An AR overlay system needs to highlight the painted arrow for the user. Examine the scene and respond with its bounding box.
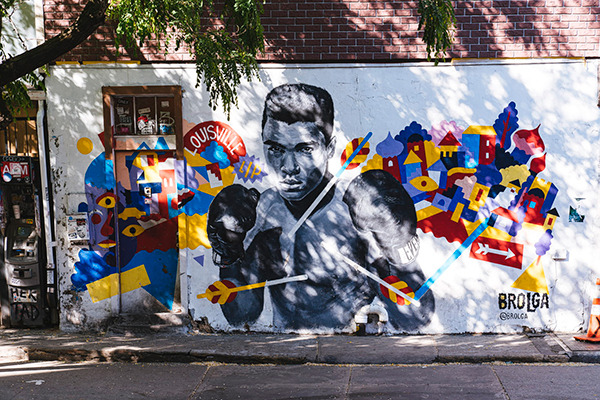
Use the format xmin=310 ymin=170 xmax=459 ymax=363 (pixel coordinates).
xmin=475 ymin=243 xmax=515 ymax=259
xmin=197 ymin=274 xmax=308 ymax=304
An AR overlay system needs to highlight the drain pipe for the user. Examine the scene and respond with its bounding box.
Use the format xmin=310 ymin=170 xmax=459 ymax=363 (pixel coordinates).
xmin=36 ymin=97 xmax=59 ymax=325
xmin=355 ymin=299 xmax=389 ymax=336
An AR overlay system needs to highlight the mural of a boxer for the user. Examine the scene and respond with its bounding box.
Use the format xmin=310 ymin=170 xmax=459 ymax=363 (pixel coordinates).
xmin=207 ymin=83 xmax=435 ymax=331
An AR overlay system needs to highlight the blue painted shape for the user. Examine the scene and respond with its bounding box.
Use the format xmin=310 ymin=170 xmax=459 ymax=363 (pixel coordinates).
xmin=394 ymin=122 xmax=432 ymax=145
xmin=432 ymin=193 xmax=451 ymax=212
xmin=405 ymin=164 xmax=422 ymax=182
xmin=193 ymin=166 xmax=209 ymax=182
xmin=122 ymin=249 xmax=179 ymax=310
xmin=194 ymin=255 xmax=205 ymax=266
xmin=71 ymin=249 xmax=117 ymax=291
xmin=200 ymin=141 xmax=230 ymax=169
xmin=541 ymin=184 xmax=558 ymax=214
xmin=414 ymin=218 xmax=490 ymax=301
xmin=428 ymin=159 xmax=448 ymax=172
xmin=167 ymin=193 xmax=180 ymax=219
xmin=138 ymin=181 xmax=162 ymax=194
xmin=460 ymin=207 xmax=478 ymax=222
xmin=85 ymin=153 xmax=114 ymax=189
xmin=182 ymin=188 xmax=214 ymax=216
xmin=105 ymin=159 xmax=115 ymax=189
xmin=474 ymin=164 xmax=502 ymax=187
xmin=449 ymin=186 xmax=465 ymax=212
xmin=155 ymin=137 xmax=170 ymax=150
xmin=136 ymin=142 xmax=151 ymax=151
xmin=493 ymin=102 xmax=519 ymax=149
xmin=461 ymin=134 xmax=479 ymax=168
xmin=78 ymin=202 xmax=88 ymax=213
xmin=510 ymin=147 xmax=530 ymax=165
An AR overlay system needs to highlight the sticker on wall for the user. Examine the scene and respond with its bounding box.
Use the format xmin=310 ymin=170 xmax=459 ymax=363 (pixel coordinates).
xmin=569 ymin=205 xmax=585 ymax=222
xmin=233 ymin=155 xmax=268 ymax=183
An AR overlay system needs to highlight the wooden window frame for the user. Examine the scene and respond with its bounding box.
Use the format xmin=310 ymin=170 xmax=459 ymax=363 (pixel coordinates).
xmin=102 ymin=86 xmax=183 ymax=160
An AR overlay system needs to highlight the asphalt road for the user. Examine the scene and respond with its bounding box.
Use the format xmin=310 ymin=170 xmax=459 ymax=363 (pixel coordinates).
xmin=1 ymin=361 xmax=599 ymax=400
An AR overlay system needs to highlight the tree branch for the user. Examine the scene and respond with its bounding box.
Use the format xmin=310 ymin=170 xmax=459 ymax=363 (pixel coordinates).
xmin=0 ymin=0 xmax=110 ymax=87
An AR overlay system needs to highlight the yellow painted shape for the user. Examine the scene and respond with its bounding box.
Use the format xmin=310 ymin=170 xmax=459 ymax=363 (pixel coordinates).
xmin=451 ymin=203 xmax=464 ymax=222
xmin=86 ymin=265 xmax=151 ymax=303
xmin=179 ymin=213 xmax=211 ymax=250
xmin=404 ymin=150 xmax=423 ymax=165
xmin=77 ymin=138 xmax=94 ymax=155
xmin=463 ymin=125 xmax=497 ymax=136
xmin=440 ymin=145 xmax=458 ymax=154
xmin=198 ymin=279 xmax=269 ymax=304
xmin=119 ymin=207 xmax=146 ymax=220
xmin=361 ymin=154 xmax=383 ymax=173
xmin=424 ymin=140 xmax=441 ymax=168
xmin=198 ymin=166 xmax=236 ymax=197
xmin=479 ymin=225 xmax=513 ymax=242
xmin=464 ymin=218 xmax=485 ymax=236
xmin=543 ymin=214 xmax=557 ymax=230
xmin=417 ymin=205 xmax=443 ymax=221
xmin=344 ymin=137 xmax=370 ymax=164
xmin=468 ymin=183 xmax=490 ymax=211
xmin=133 ymin=152 xmax=161 ymax=182
xmin=410 ymin=175 xmax=439 ymax=192
xmin=448 ymin=167 xmax=477 ymax=176
xmin=183 ymin=150 xmax=213 ymax=167
xmin=511 ymin=257 xmax=549 ymax=294
xmin=500 ymin=164 xmax=529 ymax=189
xmin=530 ymin=177 xmax=552 ymax=196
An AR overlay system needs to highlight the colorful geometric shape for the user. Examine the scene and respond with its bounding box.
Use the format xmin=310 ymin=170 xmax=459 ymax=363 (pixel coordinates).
xmin=341 ymin=137 xmax=370 ymax=170
xmin=86 ymin=265 xmax=151 ymax=303
xmin=511 ymin=256 xmax=549 ymax=294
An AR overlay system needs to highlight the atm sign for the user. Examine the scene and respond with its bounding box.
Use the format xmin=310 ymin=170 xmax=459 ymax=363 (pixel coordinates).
xmin=0 ymin=156 xmax=31 ymax=184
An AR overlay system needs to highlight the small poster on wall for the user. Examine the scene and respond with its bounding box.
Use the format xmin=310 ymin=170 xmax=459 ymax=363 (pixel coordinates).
xmin=67 ymin=215 xmax=89 ymax=242
xmin=0 ymin=156 xmax=31 ymax=184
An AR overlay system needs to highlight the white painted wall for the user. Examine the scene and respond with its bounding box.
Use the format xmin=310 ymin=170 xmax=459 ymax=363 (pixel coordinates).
xmin=46 ymin=59 xmax=600 ymax=333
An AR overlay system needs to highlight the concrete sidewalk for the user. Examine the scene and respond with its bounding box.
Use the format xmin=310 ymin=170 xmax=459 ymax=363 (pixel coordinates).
xmin=1 ymin=329 xmax=599 ymax=365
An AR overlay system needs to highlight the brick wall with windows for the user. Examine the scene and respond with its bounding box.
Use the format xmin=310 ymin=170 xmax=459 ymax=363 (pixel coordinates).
xmin=46 ymin=0 xmax=599 ymax=63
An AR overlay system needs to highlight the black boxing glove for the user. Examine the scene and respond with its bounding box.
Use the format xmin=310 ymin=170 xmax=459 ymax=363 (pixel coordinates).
xmin=343 ymin=170 xmax=419 ymax=267
xmin=207 ymin=184 xmax=260 ymax=267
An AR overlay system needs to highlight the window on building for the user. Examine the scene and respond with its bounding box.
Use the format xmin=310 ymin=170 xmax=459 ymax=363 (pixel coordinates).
xmin=0 ymin=106 xmax=38 ymax=156
xmin=102 ymin=86 xmax=183 ymax=159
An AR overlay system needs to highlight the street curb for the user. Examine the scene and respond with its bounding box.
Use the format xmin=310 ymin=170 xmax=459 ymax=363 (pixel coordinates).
xmin=16 ymin=347 xmax=572 ymax=365
xmin=569 ymin=352 xmax=600 ymax=363
xmin=25 ymin=348 xmax=312 ymax=365
xmin=434 ymin=354 xmax=569 ymax=364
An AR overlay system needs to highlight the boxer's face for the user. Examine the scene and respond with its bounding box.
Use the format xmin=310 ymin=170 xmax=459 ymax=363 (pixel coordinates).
xmin=263 ymin=118 xmax=335 ymax=202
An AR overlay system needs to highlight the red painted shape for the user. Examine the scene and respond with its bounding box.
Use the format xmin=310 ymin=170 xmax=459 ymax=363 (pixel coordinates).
xmin=382 ymin=157 xmax=401 ymax=182
xmin=418 ymin=211 xmax=469 ymax=244
xmin=500 ymin=112 xmax=511 ymax=148
xmin=184 ymin=121 xmax=246 ymax=164
xmin=479 ymin=134 xmax=496 ymax=165
xmin=439 ymin=131 xmax=461 ymax=147
xmin=208 ymin=280 xmax=238 ymax=304
xmin=515 ymin=125 xmax=545 ymax=153
xmin=379 ymin=276 xmax=413 ymax=306
xmin=530 ymin=153 xmax=546 ymax=174
xmin=469 ymin=236 xmax=523 ymax=269
xmin=135 ymin=216 xmax=178 ymax=253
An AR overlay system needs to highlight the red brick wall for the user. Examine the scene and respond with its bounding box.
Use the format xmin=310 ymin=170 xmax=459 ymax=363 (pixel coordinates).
xmin=47 ymin=0 xmax=600 ymax=63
